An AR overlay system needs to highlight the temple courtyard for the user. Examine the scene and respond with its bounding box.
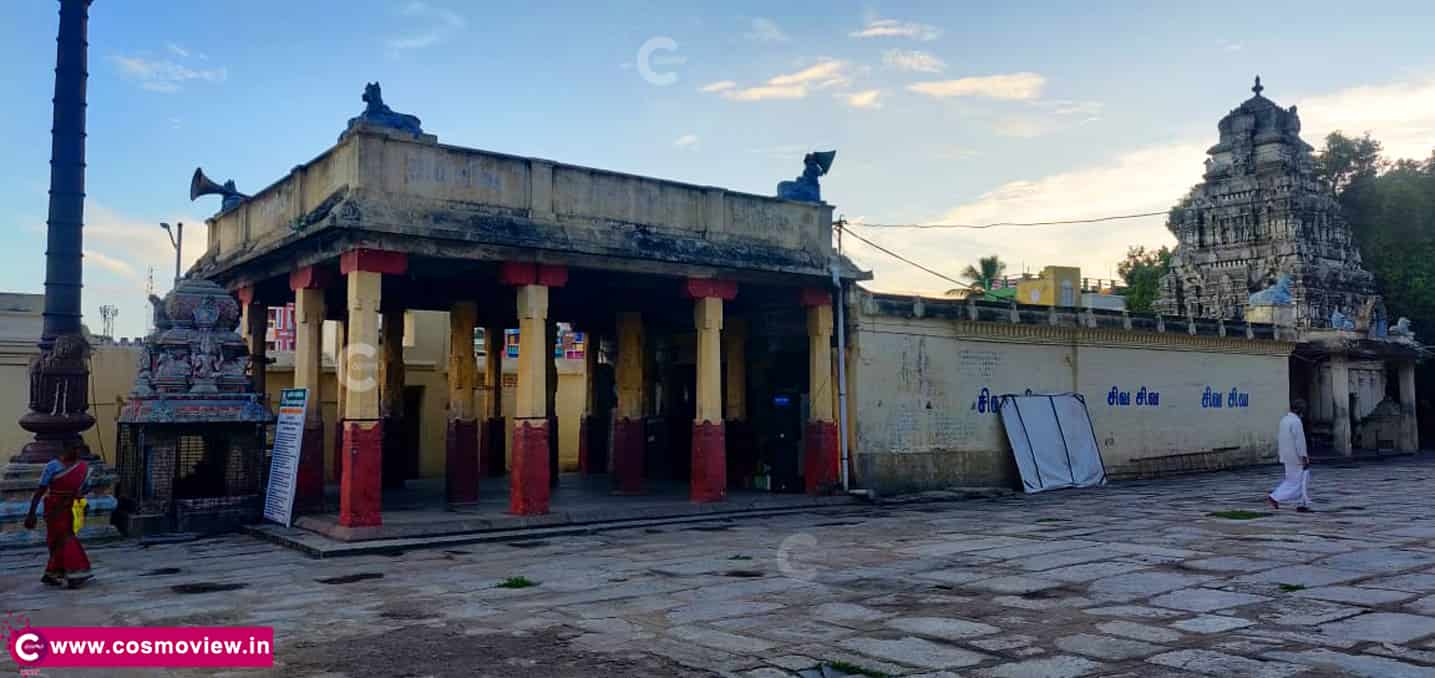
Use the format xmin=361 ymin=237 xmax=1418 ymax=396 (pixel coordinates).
xmin=9 ymin=458 xmax=1435 ymax=677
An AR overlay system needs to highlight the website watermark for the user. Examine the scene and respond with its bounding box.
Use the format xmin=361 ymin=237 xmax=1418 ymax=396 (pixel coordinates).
xmin=5 ymin=625 xmax=273 ymax=670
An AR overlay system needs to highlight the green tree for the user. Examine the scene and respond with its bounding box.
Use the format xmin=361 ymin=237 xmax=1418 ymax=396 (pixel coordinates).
xmin=961 ymin=255 xmax=1007 ymax=291
xmin=1314 ymin=131 xmax=1384 ymax=197
xmin=1116 ymin=245 xmax=1172 ymax=314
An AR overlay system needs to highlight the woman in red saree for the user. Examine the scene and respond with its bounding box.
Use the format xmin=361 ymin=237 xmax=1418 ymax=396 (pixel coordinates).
xmin=22 ymin=449 xmax=93 ymax=588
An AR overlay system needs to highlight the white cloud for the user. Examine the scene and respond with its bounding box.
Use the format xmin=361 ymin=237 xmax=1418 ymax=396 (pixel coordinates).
xmin=850 ymin=18 xmax=942 ymax=41
xmin=745 ymin=17 xmax=789 ymax=42
xmin=110 ymin=55 xmax=227 ymax=93
xmin=673 ymin=134 xmax=700 ymax=150
xmin=1296 ymin=77 xmax=1435 ymax=162
xmin=767 ymin=60 xmax=849 ymax=88
xmin=908 ymin=72 xmax=1046 ymax=100
xmin=845 ymin=143 xmax=1200 ymax=293
xmin=853 ymin=75 xmax=1435 ymax=296
xmin=388 ymin=1 xmax=466 ymax=52
xmin=724 ymin=84 xmax=808 ymax=102
xmin=68 ymin=202 xmax=210 ymax=337
xmin=710 ymin=59 xmax=850 ymax=102
xmin=842 ymin=89 xmax=882 ymax=109
xmin=165 ymin=42 xmax=190 ymax=58
xmin=882 ymin=49 xmax=946 ymax=73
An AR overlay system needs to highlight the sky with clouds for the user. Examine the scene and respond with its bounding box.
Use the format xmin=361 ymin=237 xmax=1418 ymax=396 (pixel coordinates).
xmin=1 ymin=1 xmax=1433 ymax=337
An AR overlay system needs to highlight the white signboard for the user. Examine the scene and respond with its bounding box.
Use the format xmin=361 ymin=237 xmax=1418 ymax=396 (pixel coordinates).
xmin=263 ymin=388 xmax=309 ymax=527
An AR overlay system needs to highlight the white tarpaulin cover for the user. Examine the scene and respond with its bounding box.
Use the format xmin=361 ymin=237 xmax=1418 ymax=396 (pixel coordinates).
xmin=998 ymin=393 xmax=1107 ymax=494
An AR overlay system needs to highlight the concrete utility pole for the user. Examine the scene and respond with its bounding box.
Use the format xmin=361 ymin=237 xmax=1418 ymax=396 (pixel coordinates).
xmin=14 ymin=0 xmax=96 ymax=463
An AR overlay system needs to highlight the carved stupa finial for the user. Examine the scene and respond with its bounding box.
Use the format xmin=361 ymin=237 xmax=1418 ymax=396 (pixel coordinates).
xmin=1252 ymin=75 xmax=1264 ymax=97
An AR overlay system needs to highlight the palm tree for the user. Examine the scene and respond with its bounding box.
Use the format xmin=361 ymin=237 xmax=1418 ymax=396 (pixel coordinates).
xmin=961 ymin=255 xmax=1007 ymax=291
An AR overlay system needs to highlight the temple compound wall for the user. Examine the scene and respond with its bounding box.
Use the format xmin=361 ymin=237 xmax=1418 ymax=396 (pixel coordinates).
xmin=849 ymin=290 xmax=1296 ymax=495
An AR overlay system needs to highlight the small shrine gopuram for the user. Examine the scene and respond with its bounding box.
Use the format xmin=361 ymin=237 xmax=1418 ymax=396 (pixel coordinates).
xmin=112 ymin=278 xmax=272 ymax=536
xmin=189 ymin=83 xmax=866 ymax=531
xmin=1162 ymin=77 xmax=1425 ymax=456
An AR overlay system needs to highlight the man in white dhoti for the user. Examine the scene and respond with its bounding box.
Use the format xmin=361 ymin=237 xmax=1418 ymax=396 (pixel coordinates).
xmin=1267 ymin=399 xmax=1311 ymax=512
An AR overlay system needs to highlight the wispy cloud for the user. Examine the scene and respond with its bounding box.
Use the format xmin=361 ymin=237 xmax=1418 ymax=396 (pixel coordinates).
xmin=908 ymin=72 xmax=1046 ymax=100
xmin=850 ymin=17 xmax=942 ymax=41
xmin=673 ymin=134 xmax=700 ymax=150
xmin=1296 ymin=77 xmax=1435 ymax=161
xmin=842 ymin=89 xmax=883 ymax=109
xmin=165 ymin=42 xmax=190 ymax=58
xmin=745 ymin=17 xmax=789 ymax=42
xmin=710 ymin=59 xmax=851 ymax=102
xmin=110 ymin=55 xmax=227 ymax=93
xmin=387 ymin=1 xmax=466 ymax=52
xmin=882 ymin=49 xmax=946 ymax=73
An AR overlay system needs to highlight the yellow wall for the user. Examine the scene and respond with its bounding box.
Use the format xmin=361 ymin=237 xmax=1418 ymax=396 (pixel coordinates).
xmin=851 ymin=300 xmax=1294 ymax=493
xmin=1016 ymin=266 xmax=1082 ymax=307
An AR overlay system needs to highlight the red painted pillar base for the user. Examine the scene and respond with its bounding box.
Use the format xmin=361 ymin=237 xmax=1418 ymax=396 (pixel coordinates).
xmin=804 ymin=421 xmax=840 ymax=495
xmin=691 ymin=421 xmax=726 ymax=503
xmin=340 ymin=421 xmax=383 ymax=527
xmin=510 ymin=419 xmax=551 ymax=515
xmin=296 ymin=421 xmax=326 ymax=513
xmin=611 ymin=417 xmax=644 ymax=494
xmin=578 ymin=416 xmax=592 ymax=474
xmin=445 ymin=418 xmax=480 ymax=506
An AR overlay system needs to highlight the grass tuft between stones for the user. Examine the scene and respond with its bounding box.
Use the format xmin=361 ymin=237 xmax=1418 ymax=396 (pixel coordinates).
xmin=1207 ymin=510 xmax=1271 ymax=520
xmin=821 ymin=660 xmax=891 ymax=678
xmin=496 ymin=576 xmax=538 ymax=589
xmin=1278 ymin=583 xmax=1306 ymax=592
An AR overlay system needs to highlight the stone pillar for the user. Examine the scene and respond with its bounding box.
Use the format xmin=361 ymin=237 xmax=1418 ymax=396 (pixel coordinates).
xmin=685 ymin=279 xmax=736 ymax=502
xmin=446 ymin=301 xmax=480 ymax=505
xmin=481 ymin=325 xmax=505 ymax=478
xmin=802 ymin=288 xmax=839 ymax=494
xmin=613 ymin=311 xmax=646 ymax=494
xmin=500 ymin=262 xmax=567 ymax=515
xmin=1329 ymin=355 xmax=1352 ymax=457
xmin=1399 ymin=361 xmax=1420 ymax=453
xmin=338 ymin=249 xmax=406 ymax=528
xmin=237 ymin=287 xmax=267 ymax=399
xmin=290 ymin=266 xmax=332 ymax=512
xmin=332 ymin=319 xmax=347 ymax=483
xmin=380 ymin=308 xmax=406 ymax=489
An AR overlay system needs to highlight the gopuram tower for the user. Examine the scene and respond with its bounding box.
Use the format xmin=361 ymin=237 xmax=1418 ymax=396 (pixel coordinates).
xmin=1158 ymin=77 xmax=1379 ymax=327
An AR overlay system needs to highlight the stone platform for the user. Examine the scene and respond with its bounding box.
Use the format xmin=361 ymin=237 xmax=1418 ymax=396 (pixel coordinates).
xmin=248 ymin=474 xmax=859 ymax=556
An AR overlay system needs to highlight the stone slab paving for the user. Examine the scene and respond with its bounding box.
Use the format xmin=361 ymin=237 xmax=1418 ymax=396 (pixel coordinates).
xmin=12 ymin=458 xmax=1435 ymax=676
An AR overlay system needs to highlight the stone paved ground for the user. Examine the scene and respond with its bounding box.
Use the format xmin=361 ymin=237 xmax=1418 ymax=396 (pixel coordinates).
xmin=8 ymin=458 xmax=1435 ymax=677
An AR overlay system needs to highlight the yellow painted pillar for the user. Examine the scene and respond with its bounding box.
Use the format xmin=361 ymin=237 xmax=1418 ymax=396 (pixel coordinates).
xmin=337 ymin=247 xmax=407 ymax=527
xmin=446 ymin=301 xmax=480 ymax=504
xmin=292 ymin=282 xmax=326 ymax=510
xmin=613 ymin=311 xmax=646 ymax=493
xmin=802 ymin=289 xmax=839 ymax=493
xmin=512 ymin=284 xmax=551 ymax=513
xmin=690 ymin=292 xmax=726 ymax=502
xmin=498 ymin=260 xmax=567 ymax=514
xmin=341 ymin=270 xmax=383 ymax=526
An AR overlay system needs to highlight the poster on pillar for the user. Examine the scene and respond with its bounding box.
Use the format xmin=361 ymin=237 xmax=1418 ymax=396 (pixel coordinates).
xmin=263 ymin=388 xmax=310 ymax=527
